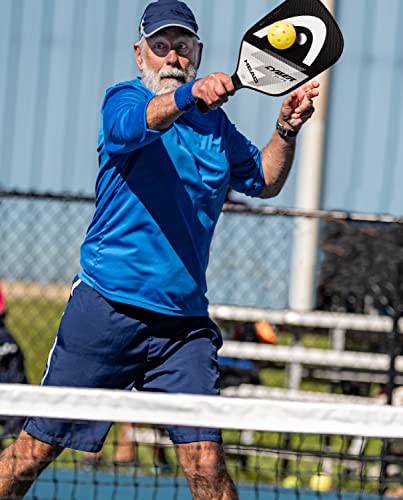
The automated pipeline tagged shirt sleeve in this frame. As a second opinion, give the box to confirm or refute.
[102,83,167,155]
[223,115,265,198]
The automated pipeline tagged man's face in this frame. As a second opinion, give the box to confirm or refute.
[135,27,202,95]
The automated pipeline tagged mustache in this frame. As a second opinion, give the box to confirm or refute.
[158,68,187,80]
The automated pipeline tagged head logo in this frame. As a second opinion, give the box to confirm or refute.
[244,59,259,84]
[254,15,327,67]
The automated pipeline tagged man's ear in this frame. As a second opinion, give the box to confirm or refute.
[134,43,143,71]
[196,42,203,70]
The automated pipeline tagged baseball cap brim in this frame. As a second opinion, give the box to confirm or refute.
[142,22,199,39]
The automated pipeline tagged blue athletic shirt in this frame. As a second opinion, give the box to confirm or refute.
[79,78,265,316]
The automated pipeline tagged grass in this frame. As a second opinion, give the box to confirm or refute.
[6,297,65,384]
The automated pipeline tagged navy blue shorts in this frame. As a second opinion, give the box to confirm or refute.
[24,278,223,452]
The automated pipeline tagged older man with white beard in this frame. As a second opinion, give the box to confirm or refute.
[0,1,319,499]
[137,33,198,95]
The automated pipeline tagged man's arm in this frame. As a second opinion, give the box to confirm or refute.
[146,73,235,130]
[259,81,320,199]
[146,92,185,131]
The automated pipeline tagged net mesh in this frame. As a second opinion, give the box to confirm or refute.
[0,386,402,500]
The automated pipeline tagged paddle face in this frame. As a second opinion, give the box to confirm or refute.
[233,0,344,96]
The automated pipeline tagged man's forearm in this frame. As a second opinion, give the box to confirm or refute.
[259,131,296,199]
[146,92,184,131]
[146,74,235,131]
[259,81,319,198]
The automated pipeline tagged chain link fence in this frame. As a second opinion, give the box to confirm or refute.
[1,191,403,392]
[208,208,293,309]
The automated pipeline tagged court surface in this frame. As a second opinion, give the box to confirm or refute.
[25,468,381,500]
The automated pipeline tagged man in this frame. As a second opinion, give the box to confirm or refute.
[0,0,319,498]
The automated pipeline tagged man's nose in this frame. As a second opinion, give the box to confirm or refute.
[165,49,179,65]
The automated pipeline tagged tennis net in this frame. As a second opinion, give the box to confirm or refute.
[0,384,402,499]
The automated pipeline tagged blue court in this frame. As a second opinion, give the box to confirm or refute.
[25,469,381,500]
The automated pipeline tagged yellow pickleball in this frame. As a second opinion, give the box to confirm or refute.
[282,475,299,488]
[309,473,332,492]
[268,20,297,50]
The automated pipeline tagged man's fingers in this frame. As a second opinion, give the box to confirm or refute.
[193,73,234,110]
[214,81,231,102]
[301,80,320,92]
[223,79,236,97]
[291,107,315,125]
[292,106,315,120]
[293,89,319,115]
[219,74,235,96]
[294,98,315,116]
[306,89,320,101]
[294,82,320,110]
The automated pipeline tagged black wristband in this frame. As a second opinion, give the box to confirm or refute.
[276,120,298,138]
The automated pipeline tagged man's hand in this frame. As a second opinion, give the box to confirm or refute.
[278,81,320,134]
[192,73,235,111]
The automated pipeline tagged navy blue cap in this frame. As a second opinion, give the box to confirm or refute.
[139,0,199,39]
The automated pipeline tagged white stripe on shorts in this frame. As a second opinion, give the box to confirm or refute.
[41,278,82,385]
[70,278,82,296]
[40,336,58,385]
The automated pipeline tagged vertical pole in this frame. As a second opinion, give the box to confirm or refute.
[289,0,336,311]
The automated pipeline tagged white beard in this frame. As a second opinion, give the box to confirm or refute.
[141,61,197,95]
